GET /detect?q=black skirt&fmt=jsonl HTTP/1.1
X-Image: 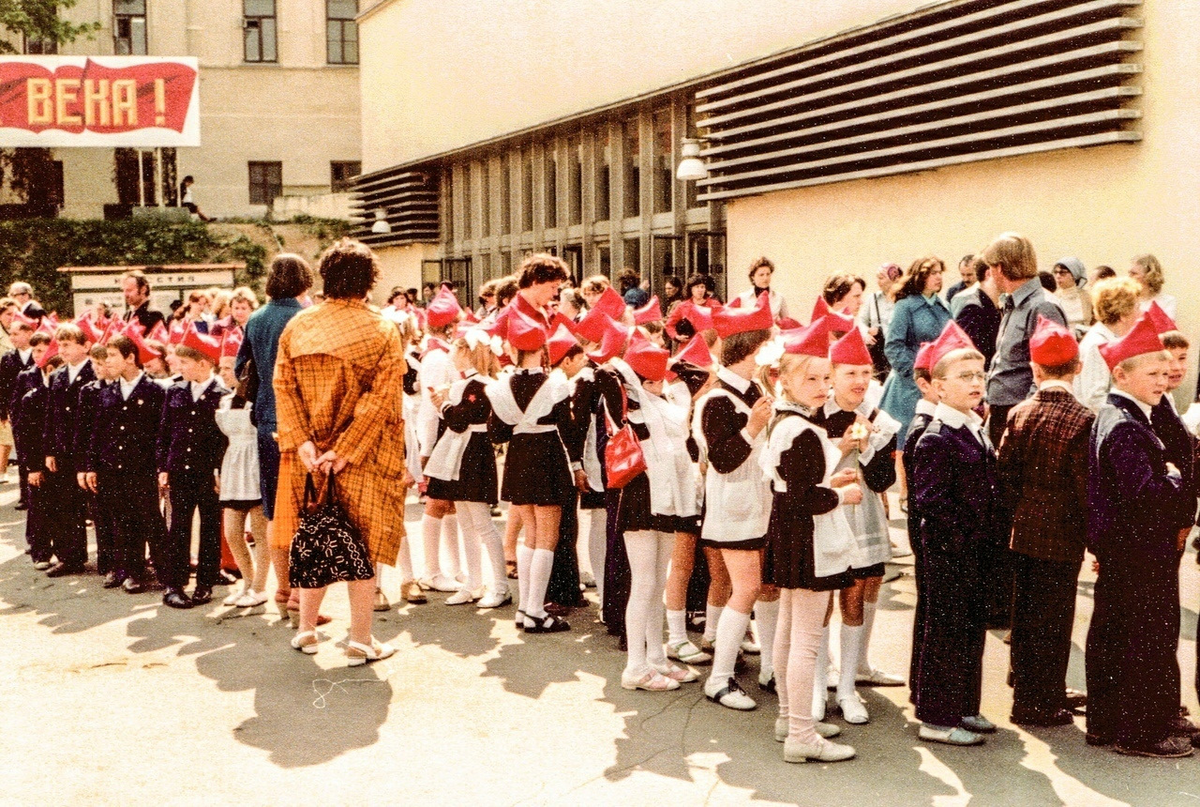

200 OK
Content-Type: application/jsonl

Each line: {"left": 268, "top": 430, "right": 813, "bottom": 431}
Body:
{"left": 501, "top": 431, "right": 573, "bottom": 506}
{"left": 616, "top": 471, "right": 678, "bottom": 534}
{"left": 425, "top": 432, "right": 498, "bottom": 505}
{"left": 764, "top": 492, "right": 855, "bottom": 591}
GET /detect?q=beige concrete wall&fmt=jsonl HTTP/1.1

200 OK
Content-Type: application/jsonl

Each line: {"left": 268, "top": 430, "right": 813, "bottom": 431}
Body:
{"left": 358, "top": 0, "right": 923, "bottom": 171}
{"left": 372, "top": 243, "right": 438, "bottom": 306}
{"left": 724, "top": 0, "right": 1200, "bottom": 398}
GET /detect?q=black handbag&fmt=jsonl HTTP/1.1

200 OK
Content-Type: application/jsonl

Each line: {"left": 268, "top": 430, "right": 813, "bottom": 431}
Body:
{"left": 236, "top": 355, "right": 259, "bottom": 425}
{"left": 288, "top": 471, "right": 375, "bottom": 589}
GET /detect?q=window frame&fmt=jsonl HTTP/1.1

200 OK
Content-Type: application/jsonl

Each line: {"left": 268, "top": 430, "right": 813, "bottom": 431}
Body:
{"left": 330, "top": 161, "right": 361, "bottom": 193}
{"left": 243, "top": 0, "right": 278, "bottom": 64}
{"left": 113, "top": 0, "right": 147, "bottom": 56}
{"left": 248, "top": 161, "right": 282, "bottom": 207}
{"left": 326, "top": 0, "right": 359, "bottom": 65}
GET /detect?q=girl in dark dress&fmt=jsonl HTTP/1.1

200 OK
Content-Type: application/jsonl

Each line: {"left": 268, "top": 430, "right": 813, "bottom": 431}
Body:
{"left": 426, "top": 332, "right": 507, "bottom": 608}
{"left": 761, "top": 328, "right": 859, "bottom": 764}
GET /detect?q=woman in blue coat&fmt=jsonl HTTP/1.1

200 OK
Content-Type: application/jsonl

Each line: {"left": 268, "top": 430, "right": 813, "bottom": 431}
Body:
{"left": 879, "top": 257, "right": 951, "bottom": 439}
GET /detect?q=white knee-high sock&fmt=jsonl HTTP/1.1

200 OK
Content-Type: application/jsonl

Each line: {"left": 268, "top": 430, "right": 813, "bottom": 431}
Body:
{"left": 587, "top": 508, "right": 606, "bottom": 603}
{"left": 755, "top": 599, "right": 780, "bottom": 676}
{"left": 421, "top": 514, "right": 443, "bottom": 578}
{"left": 813, "top": 625, "right": 830, "bottom": 718}
{"left": 623, "top": 531, "right": 657, "bottom": 677}
{"left": 442, "top": 513, "right": 461, "bottom": 579}
{"left": 704, "top": 604, "right": 724, "bottom": 643}
{"left": 709, "top": 607, "right": 751, "bottom": 683}
{"left": 396, "top": 534, "right": 414, "bottom": 583}
{"left": 524, "top": 547, "right": 555, "bottom": 620}
{"left": 859, "top": 601, "right": 878, "bottom": 673}
{"left": 645, "top": 533, "right": 674, "bottom": 668}
{"left": 462, "top": 501, "right": 505, "bottom": 592}
{"left": 516, "top": 542, "right": 534, "bottom": 614}
{"left": 666, "top": 609, "right": 688, "bottom": 646}
{"left": 453, "top": 504, "right": 482, "bottom": 589}
{"left": 838, "top": 624, "right": 863, "bottom": 702}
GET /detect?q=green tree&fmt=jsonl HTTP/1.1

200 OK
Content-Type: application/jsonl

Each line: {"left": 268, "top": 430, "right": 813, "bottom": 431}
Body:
{"left": 0, "top": 0, "right": 99, "bottom": 52}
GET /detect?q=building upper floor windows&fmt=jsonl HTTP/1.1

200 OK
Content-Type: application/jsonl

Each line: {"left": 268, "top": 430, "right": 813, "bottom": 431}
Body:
{"left": 114, "top": 0, "right": 147, "bottom": 55}
{"left": 244, "top": 0, "right": 278, "bottom": 63}
{"left": 23, "top": 36, "right": 57, "bottom": 55}
{"left": 331, "top": 161, "right": 361, "bottom": 192}
{"left": 327, "top": 0, "right": 358, "bottom": 65}
{"left": 248, "top": 161, "right": 282, "bottom": 206}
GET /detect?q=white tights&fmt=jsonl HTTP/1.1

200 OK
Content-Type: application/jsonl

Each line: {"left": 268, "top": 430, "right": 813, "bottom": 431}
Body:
{"left": 622, "top": 530, "right": 675, "bottom": 678}
{"left": 454, "top": 501, "right": 506, "bottom": 591}
{"left": 420, "top": 513, "right": 462, "bottom": 579}
{"left": 585, "top": 508, "right": 607, "bottom": 602}
{"left": 776, "top": 588, "right": 832, "bottom": 744}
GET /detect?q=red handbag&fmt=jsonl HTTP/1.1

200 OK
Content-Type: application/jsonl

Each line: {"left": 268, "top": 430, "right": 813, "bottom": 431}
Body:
{"left": 604, "top": 385, "right": 647, "bottom": 489}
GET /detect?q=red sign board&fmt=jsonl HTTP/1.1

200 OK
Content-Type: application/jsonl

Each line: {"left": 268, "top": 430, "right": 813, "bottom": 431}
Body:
{"left": 0, "top": 56, "right": 199, "bottom": 147}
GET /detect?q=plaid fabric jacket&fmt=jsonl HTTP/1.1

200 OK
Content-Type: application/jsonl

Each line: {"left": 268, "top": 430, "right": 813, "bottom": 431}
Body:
{"left": 273, "top": 299, "right": 408, "bottom": 564}
{"left": 997, "top": 386, "right": 1094, "bottom": 563}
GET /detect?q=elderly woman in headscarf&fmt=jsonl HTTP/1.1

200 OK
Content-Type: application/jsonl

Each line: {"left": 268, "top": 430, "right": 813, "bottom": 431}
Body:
{"left": 1051, "top": 257, "right": 1093, "bottom": 340}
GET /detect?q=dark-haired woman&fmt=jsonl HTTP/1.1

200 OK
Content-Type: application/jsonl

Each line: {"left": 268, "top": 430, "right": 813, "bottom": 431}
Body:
{"left": 733, "top": 257, "right": 789, "bottom": 320}
{"left": 879, "top": 257, "right": 950, "bottom": 439}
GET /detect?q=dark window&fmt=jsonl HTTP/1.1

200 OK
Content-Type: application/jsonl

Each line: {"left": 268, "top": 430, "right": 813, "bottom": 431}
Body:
{"left": 330, "top": 161, "right": 360, "bottom": 192}
{"left": 653, "top": 109, "right": 672, "bottom": 214}
{"left": 23, "top": 36, "right": 57, "bottom": 54}
{"left": 521, "top": 150, "right": 534, "bottom": 232}
{"left": 480, "top": 162, "right": 491, "bottom": 238}
{"left": 327, "top": 0, "right": 358, "bottom": 65}
{"left": 248, "top": 161, "right": 282, "bottom": 206}
{"left": 499, "top": 154, "right": 511, "bottom": 235}
{"left": 623, "top": 120, "right": 640, "bottom": 218}
{"left": 462, "top": 164, "right": 472, "bottom": 240}
{"left": 244, "top": 0, "right": 277, "bottom": 63}
{"left": 567, "top": 135, "right": 582, "bottom": 226}
{"left": 544, "top": 147, "right": 557, "bottom": 229}
{"left": 595, "top": 129, "right": 611, "bottom": 221}
{"left": 114, "top": 0, "right": 147, "bottom": 55}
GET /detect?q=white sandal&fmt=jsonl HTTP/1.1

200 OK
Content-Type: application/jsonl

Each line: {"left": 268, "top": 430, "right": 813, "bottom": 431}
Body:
{"left": 346, "top": 638, "right": 396, "bottom": 667}
{"left": 290, "top": 630, "right": 323, "bottom": 655}
{"left": 222, "top": 587, "right": 245, "bottom": 607}
{"left": 234, "top": 589, "right": 268, "bottom": 608}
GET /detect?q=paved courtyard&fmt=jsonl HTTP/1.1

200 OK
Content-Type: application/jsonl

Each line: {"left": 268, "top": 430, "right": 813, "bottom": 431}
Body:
{"left": 2, "top": 484, "right": 1199, "bottom": 807}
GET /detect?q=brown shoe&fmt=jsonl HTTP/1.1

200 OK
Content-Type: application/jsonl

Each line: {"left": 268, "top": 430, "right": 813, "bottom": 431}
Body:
{"left": 401, "top": 581, "right": 427, "bottom": 604}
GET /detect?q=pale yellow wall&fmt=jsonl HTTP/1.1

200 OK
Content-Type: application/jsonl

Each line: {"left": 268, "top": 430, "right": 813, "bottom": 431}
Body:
{"left": 371, "top": 243, "right": 438, "bottom": 306}
{"left": 725, "top": 0, "right": 1200, "bottom": 398}
{"left": 358, "top": 0, "right": 925, "bottom": 171}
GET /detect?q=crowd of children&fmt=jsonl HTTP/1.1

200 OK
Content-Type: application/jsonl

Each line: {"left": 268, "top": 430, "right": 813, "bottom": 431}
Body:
{"left": 7, "top": 234, "right": 1200, "bottom": 765}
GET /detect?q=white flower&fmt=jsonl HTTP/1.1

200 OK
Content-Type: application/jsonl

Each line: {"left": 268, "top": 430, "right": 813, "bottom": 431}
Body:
{"left": 755, "top": 337, "right": 785, "bottom": 367}
{"left": 849, "top": 422, "right": 870, "bottom": 441}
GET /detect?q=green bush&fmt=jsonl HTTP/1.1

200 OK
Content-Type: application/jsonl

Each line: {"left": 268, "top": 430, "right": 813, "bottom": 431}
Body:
{"left": 0, "top": 219, "right": 267, "bottom": 316}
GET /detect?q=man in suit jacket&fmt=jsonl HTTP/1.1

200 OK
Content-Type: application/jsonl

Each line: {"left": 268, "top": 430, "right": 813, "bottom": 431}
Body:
{"left": 997, "top": 317, "right": 1094, "bottom": 727}
{"left": 120, "top": 270, "right": 166, "bottom": 334}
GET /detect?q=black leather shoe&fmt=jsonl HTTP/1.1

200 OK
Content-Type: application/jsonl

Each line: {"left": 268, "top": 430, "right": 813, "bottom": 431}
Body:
{"left": 122, "top": 577, "right": 146, "bottom": 594}
{"left": 190, "top": 585, "right": 213, "bottom": 605}
{"left": 1114, "top": 736, "right": 1193, "bottom": 758}
{"left": 103, "top": 571, "right": 124, "bottom": 589}
{"left": 14, "top": 500, "right": 27, "bottom": 510}
{"left": 46, "top": 562, "right": 85, "bottom": 578}
{"left": 1012, "top": 707, "right": 1074, "bottom": 727}
{"left": 1169, "top": 714, "right": 1200, "bottom": 737}
{"left": 1065, "top": 688, "right": 1087, "bottom": 714}
{"left": 163, "top": 588, "right": 193, "bottom": 609}
{"left": 214, "top": 569, "right": 238, "bottom": 586}
{"left": 1085, "top": 732, "right": 1115, "bottom": 746}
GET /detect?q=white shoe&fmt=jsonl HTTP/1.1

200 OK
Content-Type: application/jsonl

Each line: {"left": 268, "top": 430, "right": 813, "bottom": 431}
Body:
{"left": 856, "top": 667, "right": 905, "bottom": 686}
{"left": 705, "top": 676, "right": 756, "bottom": 711}
{"left": 445, "top": 586, "right": 483, "bottom": 605}
{"left": 741, "top": 635, "right": 761, "bottom": 655}
{"left": 222, "top": 587, "right": 245, "bottom": 606}
{"left": 813, "top": 690, "right": 828, "bottom": 722}
{"left": 290, "top": 630, "right": 324, "bottom": 655}
{"left": 234, "top": 589, "right": 268, "bottom": 608}
{"left": 666, "top": 639, "right": 713, "bottom": 665}
{"left": 775, "top": 717, "right": 841, "bottom": 742}
{"left": 784, "top": 738, "right": 855, "bottom": 763}
{"left": 580, "top": 570, "right": 596, "bottom": 588}
{"left": 346, "top": 638, "right": 396, "bottom": 667}
{"left": 419, "top": 574, "right": 462, "bottom": 592}
{"left": 477, "top": 587, "right": 512, "bottom": 609}
{"left": 653, "top": 661, "right": 700, "bottom": 683}
{"left": 621, "top": 670, "right": 680, "bottom": 691}
{"left": 838, "top": 694, "right": 870, "bottom": 724}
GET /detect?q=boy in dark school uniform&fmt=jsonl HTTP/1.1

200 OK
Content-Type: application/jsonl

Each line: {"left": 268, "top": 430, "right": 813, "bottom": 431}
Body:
{"left": 75, "top": 344, "right": 119, "bottom": 586}
{"left": 156, "top": 328, "right": 228, "bottom": 609}
{"left": 15, "top": 333, "right": 59, "bottom": 569}
{"left": 2, "top": 318, "right": 37, "bottom": 510}
{"left": 41, "top": 324, "right": 96, "bottom": 577}
{"left": 1085, "top": 315, "right": 1193, "bottom": 758}
{"left": 84, "top": 334, "right": 169, "bottom": 595}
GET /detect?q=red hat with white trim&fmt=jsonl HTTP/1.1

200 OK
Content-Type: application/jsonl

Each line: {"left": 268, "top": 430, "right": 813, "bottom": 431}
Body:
{"left": 220, "top": 329, "right": 244, "bottom": 359}
{"left": 426, "top": 287, "right": 462, "bottom": 329}
{"left": 1099, "top": 314, "right": 1166, "bottom": 371}
{"left": 1029, "top": 314, "right": 1078, "bottom": 366}
{"left": 181, "top": 324, "right": 222, "bottom": 363}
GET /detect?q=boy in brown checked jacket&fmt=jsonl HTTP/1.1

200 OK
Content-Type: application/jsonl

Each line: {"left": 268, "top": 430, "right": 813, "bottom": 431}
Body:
{"left": 997, "top": 315, "right": 1093, "bottom": 727}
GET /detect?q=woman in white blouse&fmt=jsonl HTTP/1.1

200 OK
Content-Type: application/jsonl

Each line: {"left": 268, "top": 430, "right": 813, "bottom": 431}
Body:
{"left": 1051, "top": 257, "right": 1093, "bottom": 340}
{"left": 733, "top": 257, "right": 790, "bottom": 320}
{"left": 1130, "top": 253, "right": 1176, "bottom": 319}
{"left": 1075, "top": 277, "right": 1142, "bottom": 411}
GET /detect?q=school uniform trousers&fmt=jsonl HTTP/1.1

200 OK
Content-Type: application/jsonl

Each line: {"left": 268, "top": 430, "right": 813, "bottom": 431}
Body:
{"left": 911, "top": 420, "right": 1002, "bottom": 727}
{"left": 902, "top": 410, "right": 933, "bottom": 705}
{"left": 41, "top": 362, "right": 97, "bottom": 570}
{"left": 13, "top": 368, "right": 50, "bottom": 562}
{"left": 157, "top": 382, "right": 228, "bottom": 590}
{"left": 0, "top": 349, "right": 35, "bottom": 506}
{"left": 75, "top": 380, "right": 115, "bottom": 574}
{"left": 87, "top": 376, "right": 168, "bottom": 583}
{"left": 1085, "top": 394, "right": 1187, "bottom": 747}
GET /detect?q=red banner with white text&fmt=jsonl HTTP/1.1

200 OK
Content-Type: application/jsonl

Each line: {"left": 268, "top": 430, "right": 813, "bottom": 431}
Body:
{"left": 0, "top": 56, "right": 199, "bottom": 147}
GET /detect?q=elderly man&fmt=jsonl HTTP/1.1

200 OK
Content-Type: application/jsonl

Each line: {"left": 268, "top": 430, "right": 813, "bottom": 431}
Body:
{"left": 8, "top": 282, "right": 45, "bottom": 319}
{"left": 121, "top": 270, "right": 166, "bottom": 333}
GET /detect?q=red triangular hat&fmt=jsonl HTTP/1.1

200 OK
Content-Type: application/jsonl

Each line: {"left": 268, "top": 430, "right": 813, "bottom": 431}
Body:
{"left": 1099, "top": 314, "right": 1166, "bottom": 370}
{"left": 1144, "top": 300, "right": 1177, "bottom": 335}
{"left": 926, "top": 320, "right": 977, "bottom": 372}
{"left": 35, "top": 318, "right": 55, "bottom": 336}
{"left": 586, "top": 318, "right": 629, "bottom": 364}
{"left": 74, "top": 315, "right": 102, "bottom": 344}
{"left": 633, "top": 295, "right": 663, "bottom": 325}
{"left": 549, "top": 311, "right": 575, "bottom": 333}
{"left": 810, "top": 296, "right": 856, "bottom": 334}
{"left": 776, "top": 316, "right": 802, "bottom": 330}
{"left": 128, "top": 327, "right": 162, "bottom": 366}
{"left": 713, "top": 292, "right": 772, "bottom": 338}
{"left": 506, "top": 309, "right": 547, "bottom": 352}
{"left": 462, "top": 308, "right": 480, "bottom": 324}
{"left": 426, "top": 287, "right": 463, "bottom": 329}
{"left": 181, "top": 323, "right": 222, "bottom": 363}
{"left": 672, "top": 334, "right": 715, "bottom": 369}
{"left": 1029, "top": 314, "right": 1078, "bottom": 366}
{"left": 35, "top": 338, "right": 58, "bottom": 368}
{"left": 681, "top": 300, "right": 716, "bottom": 333}
{"left": 625, "top": 331, "right": 670, "bottom": 382}
{"left": 913, "top": 341, "right": 936, "bottom": 373}
{"left": 167, "top": 318, "right": 187, "bottom": 345}
{"left": 573, "top": 306, "right": 614, "bottom": 344}
{"left": 781, "top": 321, "right": 829, "bottom": 358}
{"left": 220, "top": 328, "right": 244, "bottom": 359}
{"left": 147, "top": 320, "right": 169, "bottom": 344}
{"left": 11, "top": 310, "right": 37, "bottom": 329}
{"left": 593, "top": 286, "right": 627, "bottom": 320}
{"left": 829, "top": 325, "right": 873, "bottom": 366}
{"left": 45, "top": 312, "right": 59, "bottom": 327}
{"left": 547, "top": 324, "right": 579, "bottom": 367}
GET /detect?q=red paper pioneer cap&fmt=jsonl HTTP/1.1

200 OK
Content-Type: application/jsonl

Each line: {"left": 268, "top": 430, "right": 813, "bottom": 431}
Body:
{"left": 425, "top": 287, "right": 462, "bottom": 329}
{"left": 74, "top": 315, "right": 102, "bottom": 344}
{"left": 573, "top": 305, "right": 613, "bottom": 344}
{"left": 672, "top": 334, "right": 715, "bottom": 369}
{"left": 810, "top": 296, "right": 856, "bottom": 334}
{"left": 1099, "top": 314, "right": 1167, "bottom": 370}
{"left": 35, "top": 338, "right": 58, "bottom": 368}
{"left": 129, "top": 327, "right": 164, "bottom": 365}
{"left": 592, "top": 286, "right": 627, "bottom": 320}
{"left": 913, "top": 341, "right": 936, "bottom": 373}
{"left": 506, "top": 309, "right": 548, "bottom": 352}
{"left": 220, "top": 328, "right": 244, "bottom": 359}
{"left": 829, "top": 325, "right": 873, "bottom": 366}
{"left": 181, "top": 323, "right": 221, "bottom": 363}
{"left": 546, "top": 324, "right": 579, "bottom": 367}
{"left": 586, "top": 318, "right": 629, "bottom": 365}
{"left": 926, "top": 320, "right": 977, "bottom": 373}
{"left": 1144, "top": 300, "right": 1177, "bottom": 335}
{"left": 633, "top": 295, "right": 663, "bottom": 325}
{"left": 1029, "top": 314, "right": 1078, "bottom": 366}
{"left": 681, "top": 300, "right": 716, "bottom": 332}
{"left": 781, "top": 321, "right": 829, "bottom": 358}
{"left": 714, "top": 291, "right": 772, "bottom": 337}
{"left": 167, "top": 319, "right": 187, "bottom": 345}
{"left": 625, "top": 331, "right": 670, "bottom": 382}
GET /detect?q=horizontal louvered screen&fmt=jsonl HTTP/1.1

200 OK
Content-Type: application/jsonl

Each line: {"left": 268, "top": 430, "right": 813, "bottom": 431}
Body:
{"left": 694, "top": 0, "right": 1142, "bottom": 201}
{"left": 352, "top": 169, "right": 440, "bottom": 246}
